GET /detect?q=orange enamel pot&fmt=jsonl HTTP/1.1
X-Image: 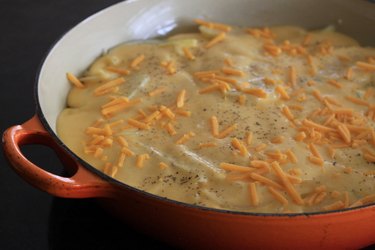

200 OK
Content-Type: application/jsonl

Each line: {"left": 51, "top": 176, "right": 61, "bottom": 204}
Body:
{"left": 2, "top": 0, "right": 375, "bottom": 249}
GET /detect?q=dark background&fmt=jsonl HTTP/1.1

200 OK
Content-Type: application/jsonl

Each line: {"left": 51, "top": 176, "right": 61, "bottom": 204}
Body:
{"left": 0, "top": 1, "right": 169, "bottom": 249}
{"left": 1, "top": 1, "right": 375, "bottom": 250}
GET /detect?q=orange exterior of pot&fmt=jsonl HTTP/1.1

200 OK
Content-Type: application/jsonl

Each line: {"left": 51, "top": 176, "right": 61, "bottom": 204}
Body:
{"left": 2, "top": 116, "right": 113, "bottom": 198}
{"left": 3, "top": 115, "right": 375, "bottom": 249}
{"left": 102, "top": 193, "right": 375, "bottom": 250}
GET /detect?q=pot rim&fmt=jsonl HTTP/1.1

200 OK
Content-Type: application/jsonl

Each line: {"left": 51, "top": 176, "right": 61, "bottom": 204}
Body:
{"left": 34, "top": 0, "right": 375, "bottom": 218}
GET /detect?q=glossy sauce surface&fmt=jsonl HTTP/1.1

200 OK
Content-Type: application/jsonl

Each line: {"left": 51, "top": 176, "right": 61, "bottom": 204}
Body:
{"left": 58, "top": 22, "right": 375, "bottom": 213}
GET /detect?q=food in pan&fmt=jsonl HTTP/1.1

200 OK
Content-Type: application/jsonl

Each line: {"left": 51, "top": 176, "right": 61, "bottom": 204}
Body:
{"left": 58, "top": 19, "right": 375, "bottom": 213}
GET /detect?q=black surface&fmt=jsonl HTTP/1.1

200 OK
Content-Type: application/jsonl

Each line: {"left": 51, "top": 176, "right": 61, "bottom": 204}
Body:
{"left": 1, "top": 1, "right": 375, "bottom": 250}
{"left": 0, "top": 1, "right": 170, "bottom": 249}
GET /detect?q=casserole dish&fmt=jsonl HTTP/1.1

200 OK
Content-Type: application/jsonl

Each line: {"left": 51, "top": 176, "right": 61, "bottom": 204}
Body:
{"left": 3, "top": 0, "right": 375, "bottom": 248}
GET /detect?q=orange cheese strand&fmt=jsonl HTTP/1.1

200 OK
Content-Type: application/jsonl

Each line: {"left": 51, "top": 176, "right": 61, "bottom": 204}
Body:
{"left": 221, "top": 67, "right": 245, "bottom": 76}
{"left": 288, "top": 65, "right": 297, "bottom": 86}
{"left": 356, "top": 61, "right": 375, "bottom": 71}
{"left": 286, "top": 149, "right": 298, "bottom": 163}
{"left": 166, "top": 61, "right": 176, "bottom": 75}
{"left": 130, "top": 54, "right": 145, "bottom": 69}
{"left": 308, "top": 143, "right": 322, "bottom": 160}
{"left": 101, "top": 98, "right": 141, "bottom": 116}
{"left": 254, "top": 143, "right": 267, "bottom": 152}
{"left": 248, "top": 182, "right": 259, "bottom": 206}
{"left": 250, "top": 173, "right": 283, "bottom": 190}
{"left": 323, "top": 201, "right": 345, "bottom": 211}
{"left": 210, "top": 116, "right": 219, "bottom": 137}
{"left": 247, "top": 27, "right": 275, "bottom": 39}
{"left": 194, "top": 19, "right": 232, "bottom": 32}
{"left": 364, "top": 153, "right": 375, "bottom": 163}
{"left": 199, "top": 83, "right": 220, "bottom": 94}
{"left": 93, "top": 147, "right": 104, "bottom": 158}
{"left": 159, "top": 162, "right": 169, "bottom": 170}
{"left": 144, "top": 110, "right": 161, "bottom": 124}
{"left": 345, "top": 96, "right": 369, "bottom": 107}
{"left": 66, "top": 72, "right": 85, "bottom": 88}
{"left": 214, "top": 75, "right": 238, "bottom": 84}
{"left": 271, "top": 162, "right": 304, "bottom": 205}
{"left": 205, "top": 32, "right": 226, "bottom": 49}
{"left": 117, "top": 153, "right": 126, "bottom": 168}
{"left": 282, "top": 106, "right": 294, "bottom": 121}
{"left": 237, "top": 95, "right": 246, "bottom": 105}
{"left": 127, "top": 119, "right": 150, "bottom": 130}
{"left": 94, "top": 77, "right": 125, "bottom": 96}
{"left": 294, "top": 131, "right": 306, "bottom": 142}
{"left": 121, "top": 146, "right": 135, "bottom": 156}
{"left": 337, "top": 124, "right": 351, "bottom": 144}
{"left": 109, "top": 166, "right": 119, "bottom": 177}
{"left": 136, "top": 154, "right": 150, "bottom": 168}
{"left": 148, "top": 86, "right": 167, "bottom": 97}
{"left": 308, "top": 155, "right": 324, "bottom": 166}
{"left": 183, "top": 47, "right": 195, "bottom": 60}
{"left": 217, "top": 124, "right": 237, "bottom": 139}
{"left": 267, "top": 187, "right": 288, "bottom": 205}
{"left": 250, "top": 160, "right": 270, "bottom": 168}
{"left": 159, "top": 106, "right": 176, "bottom": 119}
{"left": 327, "top": 79, "right": 343, "bottom": 89}
{"left": 165, "top": 122, "right": 177, "bottom": 136}
{"left": 220, "top": 162, "right": 253, "bottom": 172}
{"left": 102, "top": 97, "right": 129, "bottom": 109}
{"left": 245, "top": 132, "right": 253, "bottom": 145}
{"left": 175, "top": 109, "right": 191, "bottom": 117}
{"left": 106, "top": 66, "right": 130, "bottom": 75}
{"left": 224, "top": 58, "right": 234, "bottom": 67}
{"left": 176, "top": 132, "right": 195, "bottom": 145}
{"left": 117, "top": 136, "right": 129, "bottom": 147}
{"left": 231, "top": 138, "right": 249, "bottom": 156}
{"left": 302, "top": 119, "right": 335, "bottom": 132}
{"left": 271, "top": 135, "right": 285, "bottom": 144}
{"left": 345, "top": 67, "right": 353, "bottom": 80}
{"left": 275, "top": 85, "right": 290, "bottom": 100}
{"left": 176, "top": 89, "right": 186, "bottom": 108}
{"left": 263, "top": 44, "right": 282, "bottom": 56}
{"left": 243, "top": 88, "right": 267, "bottom": 98}
{"left": 311, "top": 89, "right": 324, "bottom": 103}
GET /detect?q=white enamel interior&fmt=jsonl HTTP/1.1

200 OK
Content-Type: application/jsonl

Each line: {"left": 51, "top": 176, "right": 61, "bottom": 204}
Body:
{"left": 38, "top": 0, "right": 375, "bottom": 133}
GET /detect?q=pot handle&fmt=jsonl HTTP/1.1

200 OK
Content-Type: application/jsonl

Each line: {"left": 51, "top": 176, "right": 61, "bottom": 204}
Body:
{"left": 2, "top": 115, "right": 115, "bottom": 198}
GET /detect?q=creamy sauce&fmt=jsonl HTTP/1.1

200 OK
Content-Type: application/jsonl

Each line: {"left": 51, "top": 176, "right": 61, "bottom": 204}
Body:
{"left": 58, "top": 21, "right": 375, "bottom": 213}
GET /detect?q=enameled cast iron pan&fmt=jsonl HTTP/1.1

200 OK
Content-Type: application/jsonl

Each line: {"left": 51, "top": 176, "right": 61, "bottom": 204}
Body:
{"left": 3, "top": 0, "right": 375, "bottom": 249}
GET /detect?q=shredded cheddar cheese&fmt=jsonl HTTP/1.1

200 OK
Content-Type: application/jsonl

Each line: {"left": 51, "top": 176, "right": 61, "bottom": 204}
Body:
{"left": 165, "top": 122, "right": 177, "bottom": 136}
{"left": 106, "top": 66, "right": 130, "bottom": 75}
{"left": 94, "top": 78, "right": 125, "bottom": 96}
{"left": 194, "top": 19, "right": 232, "bottom": 32}
{"left": 243, "top": 88, "right": 267, "bottom": 98}
{"left": 59, "top": 20, "right": 375, "bottom": 214}
{"left": 183, "top": 47, "right": 195, "bottom": 60}
{"left": 130, "top": 54, "right": 145, "bottom": 69}
{"left": 356, "top": 61, "right": 375, "bottom": 71}
{"left": 205, "top": 32, "right": 226, "bottom": 49}
{"left": 148, "top": 87, "right": 167, "bottom": 97}
{"left": 217, "top": 123, "right": 237, "bottom": 139}
{"left": 267, "top": 187, "right": 288, "bottom": 205}
{"left": 275, "top": 85, "right": 290, "bottom": 100}
{"left": 231, "top": 138, "right": 248, "bottom": 156}
{"left": 210, "top": 116, "right": 219, "bottom": 137}
{"left": 248, "top": 182, "right": 259, "bottom": 206}
{"left": 66, "top": 72, "right": 85, "bottom": 88}
{"left": 176, "top": 131, "right": 196, "bottom": 144}
{"left": 159, "top": 162, "right": 169, "bottom": 170}
{"left": 176, "top": 89, "right": 186, "bottom": 108}
{"left": 128, "top": 118, "right": 150, "bottom": 130}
